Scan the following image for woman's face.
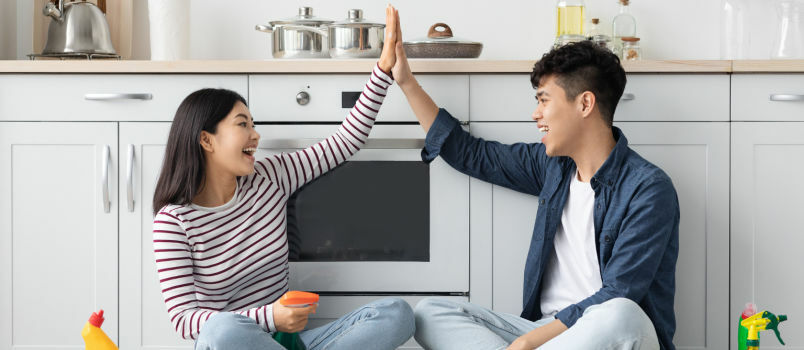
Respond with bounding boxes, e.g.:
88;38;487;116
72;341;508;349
201;101;261;177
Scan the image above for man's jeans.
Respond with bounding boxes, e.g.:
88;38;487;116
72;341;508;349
414;297;660;350
195;297;415;350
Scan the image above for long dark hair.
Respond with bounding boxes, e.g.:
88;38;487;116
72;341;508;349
152;88;247;216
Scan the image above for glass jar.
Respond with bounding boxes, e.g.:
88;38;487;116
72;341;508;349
771;0;804;59
612;0;636;59
556;0;586;43
621;37;641;60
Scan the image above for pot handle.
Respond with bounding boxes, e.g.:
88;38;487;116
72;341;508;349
428;23;454;38
255;24;274;33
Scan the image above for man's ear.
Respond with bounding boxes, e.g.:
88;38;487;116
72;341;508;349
578;91;596;118
200;131;214;153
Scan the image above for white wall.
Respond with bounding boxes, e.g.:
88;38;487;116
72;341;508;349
184;0;782;60
0;0;17;59
1;0;786;60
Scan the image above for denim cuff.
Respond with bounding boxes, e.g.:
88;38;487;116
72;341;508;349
421;108;461;164
556;304;582;328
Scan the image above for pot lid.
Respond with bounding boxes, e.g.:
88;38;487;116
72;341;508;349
269;7;333;26
330;9;385;28
405;23;481;45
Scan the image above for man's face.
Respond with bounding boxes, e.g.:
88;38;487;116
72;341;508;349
532;75;585;157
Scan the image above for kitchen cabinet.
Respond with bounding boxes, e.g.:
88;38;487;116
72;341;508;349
118;122;194;349
469;74;729;122
0;122;119;350
731;74;804;122
469;121;729;350
2;66;802;350
731;123;804;349
0;74;245;349
0;75;248;122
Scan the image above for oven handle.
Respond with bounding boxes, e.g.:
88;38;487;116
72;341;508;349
260;138;425;149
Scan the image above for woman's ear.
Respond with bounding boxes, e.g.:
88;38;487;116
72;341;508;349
200;131;214;153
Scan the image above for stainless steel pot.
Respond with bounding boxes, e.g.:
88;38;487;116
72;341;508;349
41;0;116;55
327;9;385;59
255;7;333;59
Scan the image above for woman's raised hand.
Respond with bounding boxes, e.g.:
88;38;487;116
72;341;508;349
378;5;399;73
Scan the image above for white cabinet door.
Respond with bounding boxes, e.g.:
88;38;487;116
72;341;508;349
468;123;545;315
731;123;804;350
470;122;729;350
0;122;118;350
619;122;729;350
118;122;194;349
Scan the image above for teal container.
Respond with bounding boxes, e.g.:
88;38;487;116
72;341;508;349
273;331;306;350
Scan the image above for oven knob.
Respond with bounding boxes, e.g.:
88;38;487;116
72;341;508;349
296;91;310;106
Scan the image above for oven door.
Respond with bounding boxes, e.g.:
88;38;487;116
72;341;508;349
255;124;469;293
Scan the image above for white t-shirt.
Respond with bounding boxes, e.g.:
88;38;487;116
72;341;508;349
539;170;603;317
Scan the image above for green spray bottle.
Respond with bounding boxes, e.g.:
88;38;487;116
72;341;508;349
740;310;787;349
738;303;757;350
273;291;319;350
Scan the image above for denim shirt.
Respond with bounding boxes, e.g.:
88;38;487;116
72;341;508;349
422;109;680;350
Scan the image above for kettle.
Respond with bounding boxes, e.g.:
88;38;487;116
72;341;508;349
41;0;116;55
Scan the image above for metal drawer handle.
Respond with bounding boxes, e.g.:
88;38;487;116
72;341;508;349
621;93;635;101
126;144;135;212
101;145;111;213
260;138;425;149
769;94;804;102
85;93;153;101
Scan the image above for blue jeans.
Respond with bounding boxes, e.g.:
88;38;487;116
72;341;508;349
195;297;415;350
414;297;660;350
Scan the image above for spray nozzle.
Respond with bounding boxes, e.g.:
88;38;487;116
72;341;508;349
741;310;788;347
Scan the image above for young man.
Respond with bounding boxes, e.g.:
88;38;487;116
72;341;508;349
388;26;679;350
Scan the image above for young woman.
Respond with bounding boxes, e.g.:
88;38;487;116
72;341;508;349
151;7;413;350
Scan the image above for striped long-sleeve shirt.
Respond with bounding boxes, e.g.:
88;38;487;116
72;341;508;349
152;64;393;340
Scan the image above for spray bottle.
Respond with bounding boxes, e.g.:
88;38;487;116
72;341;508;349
273;291;319;350
740;310;788;350
738;303;757;350
81;309;118;350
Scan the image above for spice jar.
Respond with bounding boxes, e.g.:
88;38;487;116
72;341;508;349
621;36;641;60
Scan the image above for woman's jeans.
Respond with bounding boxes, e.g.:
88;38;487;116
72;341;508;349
414;297;660;350
195;297;415;350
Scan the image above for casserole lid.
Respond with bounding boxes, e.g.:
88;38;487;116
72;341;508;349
404;23;481;45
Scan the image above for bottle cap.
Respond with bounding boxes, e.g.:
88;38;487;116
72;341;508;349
741;302;757;319
592;18;600;24
89;309;105;328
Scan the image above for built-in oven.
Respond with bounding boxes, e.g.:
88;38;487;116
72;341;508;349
254;123;469;294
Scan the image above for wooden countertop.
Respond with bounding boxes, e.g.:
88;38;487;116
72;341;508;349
0;59;802;73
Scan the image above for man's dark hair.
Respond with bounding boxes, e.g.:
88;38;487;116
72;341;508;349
530;41;626;126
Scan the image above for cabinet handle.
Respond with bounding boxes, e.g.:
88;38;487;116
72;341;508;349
126;144;135;212
769;94;804;102
621;93;635;101
85;93;153;101
102;145;111;213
